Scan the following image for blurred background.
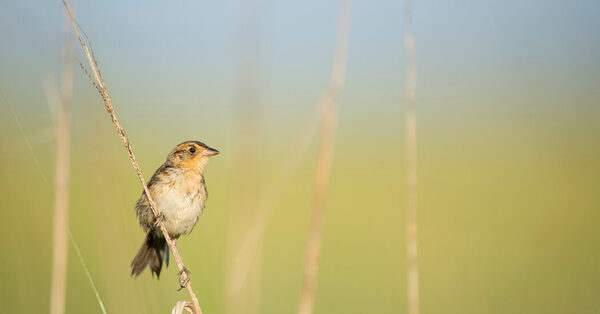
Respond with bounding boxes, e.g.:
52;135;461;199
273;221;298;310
1;0;600;313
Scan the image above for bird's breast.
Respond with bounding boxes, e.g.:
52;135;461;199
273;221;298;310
152;171;207;237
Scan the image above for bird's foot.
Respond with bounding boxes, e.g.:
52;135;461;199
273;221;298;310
153;212;164;228
178;267;191;290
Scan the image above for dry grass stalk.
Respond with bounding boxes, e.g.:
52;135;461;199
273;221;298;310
404;1;420;314
172;301;195;314
230;100;327;292
224;1;262;312
61;1;202;313
49;7;74;314
298;1;353;314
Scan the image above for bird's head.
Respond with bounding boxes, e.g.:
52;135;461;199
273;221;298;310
168;140;219;171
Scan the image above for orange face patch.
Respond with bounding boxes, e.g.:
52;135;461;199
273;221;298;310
179;153;204;169
169;143;212;170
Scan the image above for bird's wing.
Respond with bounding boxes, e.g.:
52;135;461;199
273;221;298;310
147;162;174;189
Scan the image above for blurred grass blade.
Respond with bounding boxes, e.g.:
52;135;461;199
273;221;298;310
1;87;107;314
67;226;107;314
0;88;50;186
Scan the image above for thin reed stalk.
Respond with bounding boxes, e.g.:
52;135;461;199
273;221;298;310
225;1;262;313
404;1;420;314
61;1;202;313
230;100;326;291
49;6;74;314
298;1;352;314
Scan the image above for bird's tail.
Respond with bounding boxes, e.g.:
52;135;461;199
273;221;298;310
131;231;169;278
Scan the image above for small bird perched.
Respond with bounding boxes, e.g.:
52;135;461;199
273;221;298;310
131;140;219;278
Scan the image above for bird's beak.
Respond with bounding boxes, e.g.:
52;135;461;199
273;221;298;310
202;147;219;156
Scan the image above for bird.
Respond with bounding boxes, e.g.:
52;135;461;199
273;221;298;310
131;140;219;280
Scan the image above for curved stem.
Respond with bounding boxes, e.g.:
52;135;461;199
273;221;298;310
61;1;203;312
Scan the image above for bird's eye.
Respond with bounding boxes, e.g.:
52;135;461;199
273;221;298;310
189;147;196;154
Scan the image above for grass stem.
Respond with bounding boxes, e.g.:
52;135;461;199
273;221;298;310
298;1;353;313
404;1;420;314
61;1;203;312
49;6;74;314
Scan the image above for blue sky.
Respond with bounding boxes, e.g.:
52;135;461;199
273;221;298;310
1;0;599;138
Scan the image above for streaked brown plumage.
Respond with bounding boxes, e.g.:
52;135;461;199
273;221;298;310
131;140;219;277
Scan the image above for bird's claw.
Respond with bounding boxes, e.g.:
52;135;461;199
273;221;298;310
178;267;191;290
153;212;164;228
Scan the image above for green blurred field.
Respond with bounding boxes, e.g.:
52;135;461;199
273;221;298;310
1;90;599;313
